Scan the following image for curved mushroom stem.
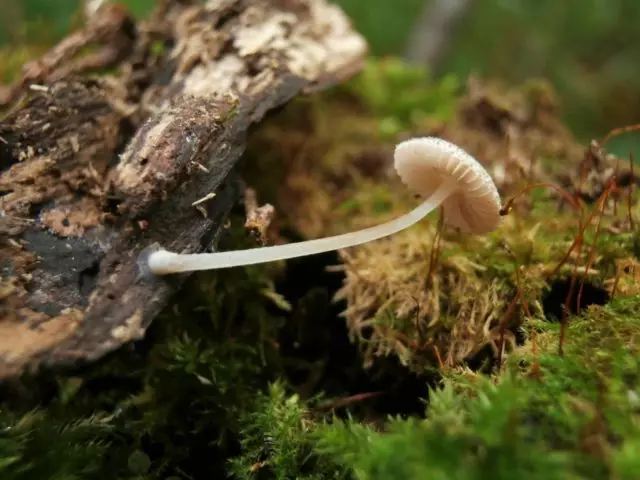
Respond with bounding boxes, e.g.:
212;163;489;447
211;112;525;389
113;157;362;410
142;180;457;275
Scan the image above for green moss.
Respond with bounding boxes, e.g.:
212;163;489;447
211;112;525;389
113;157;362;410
311;297;640;480
228;382;348;480
0;409;116;480
342;57;460;139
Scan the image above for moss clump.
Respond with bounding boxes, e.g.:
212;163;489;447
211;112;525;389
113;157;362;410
331;189;638;371
228;382;347;480
311;296;640;480
333;225;515;370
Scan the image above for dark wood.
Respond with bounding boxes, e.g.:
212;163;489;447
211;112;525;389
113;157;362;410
0;0;366;378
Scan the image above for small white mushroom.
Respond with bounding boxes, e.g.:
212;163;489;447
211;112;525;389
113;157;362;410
138;137;502;275
394;137;502;234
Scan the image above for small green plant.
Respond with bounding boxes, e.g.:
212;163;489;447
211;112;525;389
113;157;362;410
228;382;348;480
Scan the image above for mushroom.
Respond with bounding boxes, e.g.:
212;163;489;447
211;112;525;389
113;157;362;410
138;137;502;275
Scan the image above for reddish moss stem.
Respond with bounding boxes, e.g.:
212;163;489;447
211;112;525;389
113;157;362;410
500;181;582;217
629;153;636;231
599;123;640;146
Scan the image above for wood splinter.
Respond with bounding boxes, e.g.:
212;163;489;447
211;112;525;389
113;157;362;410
244;188;275;246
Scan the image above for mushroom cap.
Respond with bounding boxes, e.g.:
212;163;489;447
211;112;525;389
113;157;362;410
394;137;502;234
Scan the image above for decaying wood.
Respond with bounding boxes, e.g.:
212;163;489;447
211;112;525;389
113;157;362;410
0;0;367;378
243;188;275;246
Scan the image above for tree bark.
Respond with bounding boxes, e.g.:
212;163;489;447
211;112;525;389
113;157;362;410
0;0;366;378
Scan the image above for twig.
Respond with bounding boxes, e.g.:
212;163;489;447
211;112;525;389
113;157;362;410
244;188;275;246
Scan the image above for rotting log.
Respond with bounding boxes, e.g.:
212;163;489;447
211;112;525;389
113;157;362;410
0;0;367;378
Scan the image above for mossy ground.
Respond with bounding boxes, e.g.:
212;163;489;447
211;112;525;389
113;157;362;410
1;55;639;479
314;296;640;480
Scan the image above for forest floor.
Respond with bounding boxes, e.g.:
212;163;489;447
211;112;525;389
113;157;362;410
1;8;639;480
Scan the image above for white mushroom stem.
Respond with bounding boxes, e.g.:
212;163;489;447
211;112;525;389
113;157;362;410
143;179;457;275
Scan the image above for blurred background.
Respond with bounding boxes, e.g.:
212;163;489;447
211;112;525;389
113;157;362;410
1;0;639;155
